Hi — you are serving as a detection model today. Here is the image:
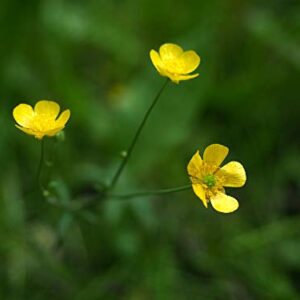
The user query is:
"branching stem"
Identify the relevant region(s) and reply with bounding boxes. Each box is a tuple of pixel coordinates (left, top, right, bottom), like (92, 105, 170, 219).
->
(108, 184, 192, 199)
(108, 78, 170, 190)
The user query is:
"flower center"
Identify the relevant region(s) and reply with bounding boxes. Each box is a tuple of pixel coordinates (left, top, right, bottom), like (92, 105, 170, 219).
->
(203, 174, 216, 188)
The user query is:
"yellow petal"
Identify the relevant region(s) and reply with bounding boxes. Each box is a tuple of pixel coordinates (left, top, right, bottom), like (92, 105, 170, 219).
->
(45, 127, 64, 137)
(187, 150, 203, 179)
(15, 125, 44, 139)
(218, 161, 246, 187)
(203, 144, 229, 168)
(171, 73, 199, 83)
(192, 184, 207, 207)
(178, 51, 200, 73)
(34, 132, 45, 139)
(210, 192, 239, 213)
(56, 109, 71, 127)
(150, 49, 163, 73)
(159, 43, 183, 61)
(34, 100, 60, 119)
(13, 104, 34, 127)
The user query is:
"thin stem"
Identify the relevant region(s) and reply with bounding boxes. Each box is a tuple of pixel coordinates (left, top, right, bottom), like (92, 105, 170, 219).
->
(45, 138, 58, 185)
(109, 78, 170, 190)
(108, 184, 192, 199)
(37, 138, 45, 191)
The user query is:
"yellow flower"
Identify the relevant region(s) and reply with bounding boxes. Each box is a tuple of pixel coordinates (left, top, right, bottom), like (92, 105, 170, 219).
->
(149, 43, 200, 83)
(187, 144, 246, 213)
(13, 100, 70, 139)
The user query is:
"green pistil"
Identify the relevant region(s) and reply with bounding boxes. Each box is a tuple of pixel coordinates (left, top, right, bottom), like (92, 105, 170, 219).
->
(203, 174, 216, 188)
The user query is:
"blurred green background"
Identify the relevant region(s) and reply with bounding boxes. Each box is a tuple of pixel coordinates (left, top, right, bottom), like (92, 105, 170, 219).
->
(1, 0, 300, 299)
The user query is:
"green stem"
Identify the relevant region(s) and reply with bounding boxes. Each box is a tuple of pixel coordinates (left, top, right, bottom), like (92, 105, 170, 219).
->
(108, 78, 170, 190)
(37, 138, 45, 191)
(108, 184, 192, 199)
(45, 138, 58, 185)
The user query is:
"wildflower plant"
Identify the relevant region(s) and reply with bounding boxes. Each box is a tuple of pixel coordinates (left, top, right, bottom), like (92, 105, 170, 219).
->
(12, 42, 246, 215)
(150, 43, 200, 83)
(187, 144, 246, 213)
(13, 100, 70, 139)
(13, 100, 70, 192)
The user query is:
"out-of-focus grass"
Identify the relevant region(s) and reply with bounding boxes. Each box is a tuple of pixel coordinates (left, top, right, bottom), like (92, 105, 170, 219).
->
(0, 0, 300, 299)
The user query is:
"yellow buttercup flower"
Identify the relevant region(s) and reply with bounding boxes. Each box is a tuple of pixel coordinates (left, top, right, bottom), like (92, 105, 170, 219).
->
(13, 100, 70, 139)
(187, 144, 246, 213)
(150, 43, 200, 83)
